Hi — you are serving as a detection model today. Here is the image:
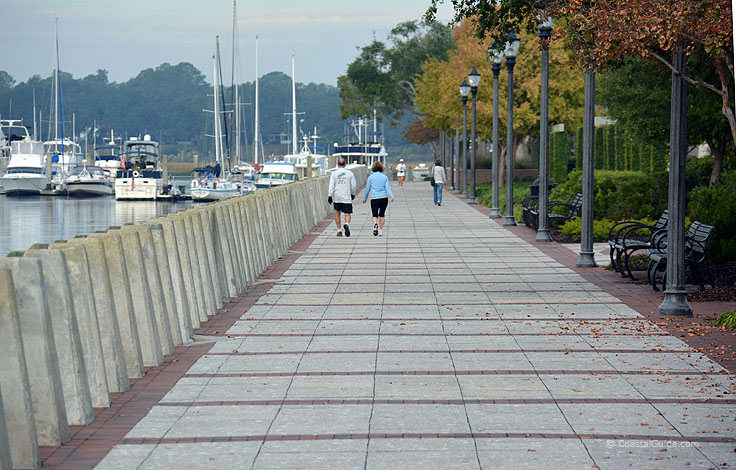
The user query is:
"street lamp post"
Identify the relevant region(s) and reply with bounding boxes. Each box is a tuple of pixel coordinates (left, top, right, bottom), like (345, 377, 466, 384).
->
(503, 33, 520, 226)
(449, 134, 455, 190)
(460, 80, 470, 198)
(535, 17, 554, 241)
(577, 66, 598, 267)
(488, 45, 504, 218)
(468, 68, 481, 204)
(658, 48, 692, 317)
(454, 128, 461, 193)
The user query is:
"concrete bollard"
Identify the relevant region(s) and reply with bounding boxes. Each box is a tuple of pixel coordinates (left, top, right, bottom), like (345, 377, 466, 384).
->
(214, 204, 238, 298)
(224, 202, 247, 291)
(49, 241, 110, 408)
(0, 268, 40, 469)
(176, 213, 208, 323)
(68, 237, 130, 394)
(185, 210, 216, 317)
(170, 215, 202, 330)
(234, 200, 255, 286)
(198, 208, 226, 308)
(232, 200, 249, 288)
(146, 222, 183, 346)
(240, 199, 259, 282)
(127, 225, 174, 356)
(112, 228, 163, 367)
(245, 196, 265, 276)
(87, 232, 145, 379)
(156, 217, 193, 342)
(0, 257, 69, 446)
(0, 389, 13, 470)
(23, 245, 94, 426)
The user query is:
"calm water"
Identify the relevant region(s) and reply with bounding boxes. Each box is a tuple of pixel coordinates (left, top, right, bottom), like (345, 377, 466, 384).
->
(0, 194, 193, 256)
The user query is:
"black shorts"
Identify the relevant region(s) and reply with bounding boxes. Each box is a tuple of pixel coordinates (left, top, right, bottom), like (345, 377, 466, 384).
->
(333, 202, 353, 214)
(370, 197, 389, 217)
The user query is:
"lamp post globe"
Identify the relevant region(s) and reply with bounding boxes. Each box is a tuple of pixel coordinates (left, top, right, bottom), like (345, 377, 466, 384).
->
(460, 80, 470, 198)
(503, 33, 520, 226)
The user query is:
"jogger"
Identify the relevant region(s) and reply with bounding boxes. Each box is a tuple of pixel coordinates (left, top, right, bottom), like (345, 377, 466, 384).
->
(328, 157, 357, 237)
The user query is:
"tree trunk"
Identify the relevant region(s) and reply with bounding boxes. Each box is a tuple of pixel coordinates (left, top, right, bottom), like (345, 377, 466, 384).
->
(716, 63, 736, 156)
(705, 136, 726, 186)
(498, 144, 506, 187)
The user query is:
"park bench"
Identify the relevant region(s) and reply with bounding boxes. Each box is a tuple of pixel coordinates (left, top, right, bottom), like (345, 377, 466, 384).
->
(521, 196, 539, 228)
(607, 210, 669, 279)
(646, 221, 716, 291)
(528, 193, 583, 231)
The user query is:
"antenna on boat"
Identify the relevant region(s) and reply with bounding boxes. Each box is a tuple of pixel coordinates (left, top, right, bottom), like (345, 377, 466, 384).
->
(291, 49, 297, 155)
(32, 90, 37, 140)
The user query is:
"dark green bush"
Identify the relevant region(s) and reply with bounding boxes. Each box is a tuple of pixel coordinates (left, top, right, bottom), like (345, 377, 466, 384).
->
(550, 132, 570, 183)
(686, 157, 714, 190)
(687, 182, 736, 264)
(559, 217, 656, 242)
(551, 170, 668, 221)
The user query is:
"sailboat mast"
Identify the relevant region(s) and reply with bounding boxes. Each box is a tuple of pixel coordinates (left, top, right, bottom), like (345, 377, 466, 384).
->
(291, 50, 297, 155)
(32, 90, 37, 140)
(54, 18, 59, 145)
(213, 42, 222, 168)
(254, 36, 260, 165)
(231, 0, 237, 162)
(216, 37, 230, 169)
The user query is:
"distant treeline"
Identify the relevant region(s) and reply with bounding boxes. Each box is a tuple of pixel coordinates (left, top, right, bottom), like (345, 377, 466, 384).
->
(0, 64, 411, 158)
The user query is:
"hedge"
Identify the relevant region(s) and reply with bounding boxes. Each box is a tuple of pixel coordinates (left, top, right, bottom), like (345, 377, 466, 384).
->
(551, 170, 668, 221)
(687, 182, 736, 264)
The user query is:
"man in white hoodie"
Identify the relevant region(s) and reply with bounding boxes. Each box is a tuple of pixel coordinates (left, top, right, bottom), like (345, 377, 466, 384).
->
(328, 158, 358, 237)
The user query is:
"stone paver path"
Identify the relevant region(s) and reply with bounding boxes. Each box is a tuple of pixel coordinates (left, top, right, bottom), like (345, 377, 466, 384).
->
(94, 183, 734, 469)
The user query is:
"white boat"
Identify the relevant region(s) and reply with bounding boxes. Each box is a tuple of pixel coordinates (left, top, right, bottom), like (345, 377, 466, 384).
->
(282, 132, 329, 180)
(191, 37, 241, 203)
(255, 162, 298, 189)
(114, 135, 163, 200)
(94, 129, 123, 179)
(412, 163, 430, 180)
(65, 165, 113, 197)
(0, 121, 46, 195)
(333, 114, 388, 170)
(44, 138, 83, 185)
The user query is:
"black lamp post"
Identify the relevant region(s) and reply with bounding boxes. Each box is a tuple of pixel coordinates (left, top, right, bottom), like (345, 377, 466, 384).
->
(658, 48, 692, 317)
(468, 67, 481, 204)
(488, 45, 504, 218)
(454, 127, 461, 193)
(460, 80, 470, 198)
(503, 33, 520, 226)
(535, 17, 554, 241)
(576, 65, 598, 268)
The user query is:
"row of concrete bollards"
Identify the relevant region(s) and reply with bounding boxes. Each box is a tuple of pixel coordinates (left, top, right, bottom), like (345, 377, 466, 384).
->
(0, 167, 367, 470)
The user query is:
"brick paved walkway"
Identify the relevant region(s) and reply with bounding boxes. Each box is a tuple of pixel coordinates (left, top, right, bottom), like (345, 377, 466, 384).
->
(50, 183, 735, 469)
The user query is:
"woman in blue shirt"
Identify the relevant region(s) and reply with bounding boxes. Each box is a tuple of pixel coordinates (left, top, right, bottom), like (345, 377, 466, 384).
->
(363, 161, 394, 236)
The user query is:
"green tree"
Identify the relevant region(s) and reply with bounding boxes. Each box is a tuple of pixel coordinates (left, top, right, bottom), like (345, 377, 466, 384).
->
(338, 20, 455, 126)
(599, 53, 733, 185)
(0, 71, 14, 93)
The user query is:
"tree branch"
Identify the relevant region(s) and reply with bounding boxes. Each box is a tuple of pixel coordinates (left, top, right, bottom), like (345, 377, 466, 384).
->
(649, 51, 724, 96)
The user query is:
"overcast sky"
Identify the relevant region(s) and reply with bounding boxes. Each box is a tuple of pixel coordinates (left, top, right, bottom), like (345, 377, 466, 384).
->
(1, 0, 453, 87)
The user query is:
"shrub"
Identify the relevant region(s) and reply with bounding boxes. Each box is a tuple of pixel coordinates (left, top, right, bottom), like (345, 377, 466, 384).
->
(551, 170, 668, 221)
(558, 217, 655, 242)
(686, 157, 714, 190)
(687, 183, 736, 264)
(714, 310, 736, 329)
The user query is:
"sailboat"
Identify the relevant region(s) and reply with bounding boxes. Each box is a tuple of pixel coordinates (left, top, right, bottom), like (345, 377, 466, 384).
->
(44, 18, 83, 188)
(191, 37, 241, 202)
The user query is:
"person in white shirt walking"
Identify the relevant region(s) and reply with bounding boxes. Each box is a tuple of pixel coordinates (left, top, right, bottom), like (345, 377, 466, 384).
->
(395, 159, 407, 187)
(432, 159, 446, 206)
(328, 158, 358, 237)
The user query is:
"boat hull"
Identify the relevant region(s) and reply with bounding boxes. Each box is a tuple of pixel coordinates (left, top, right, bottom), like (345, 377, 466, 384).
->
(67, 181, 113, 197)
(190, 188, 240, 202)
(254, 180, 291, 190)
(115, 177, 162, 200)
(0, 174, 46, 195)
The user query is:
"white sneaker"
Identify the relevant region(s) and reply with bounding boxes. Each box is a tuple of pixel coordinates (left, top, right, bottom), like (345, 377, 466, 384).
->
(336, 230, 343, 237)
(378, 229, 383, 236)
(373, 224, 378, 236)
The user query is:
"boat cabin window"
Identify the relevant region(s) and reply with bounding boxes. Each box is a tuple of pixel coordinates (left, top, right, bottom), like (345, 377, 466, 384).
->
(6, 166, 45, 175)
(260, 172, 296, 181)
(11, 141, 44, 155)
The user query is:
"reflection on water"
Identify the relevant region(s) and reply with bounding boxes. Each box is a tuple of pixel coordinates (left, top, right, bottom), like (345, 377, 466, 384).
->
(0, 195, 193, 256)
